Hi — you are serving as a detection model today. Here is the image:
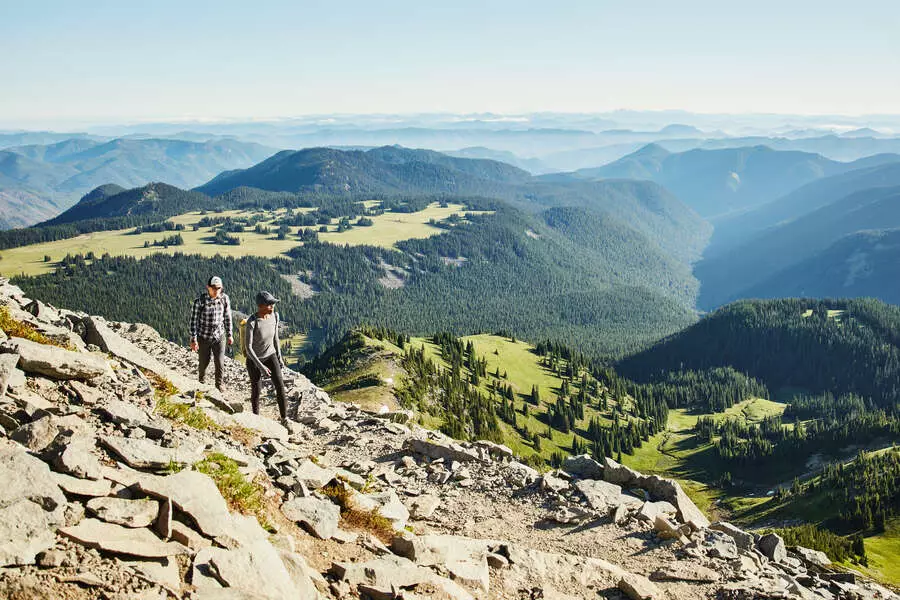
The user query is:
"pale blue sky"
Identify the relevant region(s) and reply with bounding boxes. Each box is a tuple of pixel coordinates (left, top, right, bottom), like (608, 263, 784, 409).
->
(1, 0, 898, 126)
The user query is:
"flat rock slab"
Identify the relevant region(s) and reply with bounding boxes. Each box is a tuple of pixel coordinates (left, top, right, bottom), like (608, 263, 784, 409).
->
(206, 540, 309, 600)
(619, 573, 663, 600)
(52, 472, 114, 497)
(137, 470, 232, 538)
(100, 399, 150, 427)
(86, 497, 159, 528)
(60, 518, 189, 558)
(651, 564, 720, 583)
(100, 435, 203, 470)
(392, 533, 493, 591)
(408, 494, 441, 519)
(575, 479, 624, 512)
(331, 555, 474, 600)
(1, 443, 67, 517)
(229, 411, 289, 440)
(406, 435, 481, 463)
(281, 496, 341, 540)
(3, 337, 111, 380)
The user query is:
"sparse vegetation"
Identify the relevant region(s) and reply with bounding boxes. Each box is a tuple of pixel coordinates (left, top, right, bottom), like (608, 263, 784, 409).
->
(194, 453, 265, 517)
(0, 305, 74, 349)
(322, 481, 395, 543)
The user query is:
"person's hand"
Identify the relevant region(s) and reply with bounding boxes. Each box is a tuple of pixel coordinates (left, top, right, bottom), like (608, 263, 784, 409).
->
(264, 367, 272, 377)
(227, 336, 234, 346)
(190, 340, 198, 352)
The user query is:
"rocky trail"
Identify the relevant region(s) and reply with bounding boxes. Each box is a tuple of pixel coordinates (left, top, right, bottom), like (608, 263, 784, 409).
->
(0, 276, 896, 600)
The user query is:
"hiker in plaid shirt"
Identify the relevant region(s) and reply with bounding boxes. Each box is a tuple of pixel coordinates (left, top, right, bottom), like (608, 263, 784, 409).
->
(189, 276, 233, 391)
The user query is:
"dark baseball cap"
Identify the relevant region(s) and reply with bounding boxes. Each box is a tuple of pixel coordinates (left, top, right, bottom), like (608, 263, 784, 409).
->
(256, 291, 279, 305)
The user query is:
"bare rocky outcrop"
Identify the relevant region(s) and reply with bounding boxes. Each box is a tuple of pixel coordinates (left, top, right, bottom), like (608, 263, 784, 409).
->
(0, 277, 896, 600)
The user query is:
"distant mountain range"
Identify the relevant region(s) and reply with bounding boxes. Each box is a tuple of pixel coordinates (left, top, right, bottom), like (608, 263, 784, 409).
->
(567, 144, 900, 218)
(0, 138, 276, 228)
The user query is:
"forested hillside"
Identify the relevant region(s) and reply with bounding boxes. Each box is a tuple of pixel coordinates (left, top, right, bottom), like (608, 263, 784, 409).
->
(14, 203, 701, 357)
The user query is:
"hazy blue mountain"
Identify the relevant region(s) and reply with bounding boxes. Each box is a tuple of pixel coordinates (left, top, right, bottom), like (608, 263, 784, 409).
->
(0, 132, 104, 149)
(444, 146, 550, 174)
(696, 185, 900, 308)
(0, 138, 277, 228)
(572, 145, 858, 218)
(738, 229, 900, 305)
(707, 160, 900, 257)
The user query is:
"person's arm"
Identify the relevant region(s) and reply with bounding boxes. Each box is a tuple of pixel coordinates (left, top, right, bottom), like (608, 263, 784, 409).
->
(224, 295, 233, 343)
(244, 319, 269, 373)
(274, 312, 283, 364)
(189, 297, 200, 347)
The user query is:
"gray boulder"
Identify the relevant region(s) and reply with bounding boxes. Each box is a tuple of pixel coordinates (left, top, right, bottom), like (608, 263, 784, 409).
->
(330, 555, 474, 600)
(392, 533, 493, 591)
(711, 521, 755, 550)
(55, 438, 104, 480)
(2, 337, 111, 380)
(639, 475, 710, 528)
(575, 479, 624, 512)
(137, 470, 233, 538)
(406, 434, 481, 463)
(0, 352, 20, 396)
(563, 454, 605, 479)
(758, 532, 787, 563)
(603, 456, 642, 486)
(10, 415, 59, 452)
(793, 545, 831, 568)
(700, 529, 739, 560)
(281, 496, 341, 539)
(0, 445, 69, 565)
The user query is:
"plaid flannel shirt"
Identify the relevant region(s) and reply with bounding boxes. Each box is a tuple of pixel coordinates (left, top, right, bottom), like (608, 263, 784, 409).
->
(189, 292, 233, 342)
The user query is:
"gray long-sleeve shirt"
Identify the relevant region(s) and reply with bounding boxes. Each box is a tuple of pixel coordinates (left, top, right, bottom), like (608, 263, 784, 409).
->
(244, 312, 281, 371)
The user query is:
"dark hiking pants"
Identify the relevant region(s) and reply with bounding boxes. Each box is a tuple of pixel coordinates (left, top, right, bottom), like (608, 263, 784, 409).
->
(247, 354, 287, 420)
(198, 336, 226, 389)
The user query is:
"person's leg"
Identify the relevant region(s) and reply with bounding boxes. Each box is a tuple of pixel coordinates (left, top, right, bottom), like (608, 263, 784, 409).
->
(211, 336, 226, 390)
(246, 359, 262, 415)
(264, 355, 288, 420)
(198, 338, 211, 383)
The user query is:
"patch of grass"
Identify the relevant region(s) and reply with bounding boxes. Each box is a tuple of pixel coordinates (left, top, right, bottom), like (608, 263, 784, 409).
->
(857, 519, 900, 587)
(155, 396, 220, 431)
(194, 452, 265, 516)
(141, 368, 179, 396)
(322, 481, 395, 543)
(0, 305, 74, 350)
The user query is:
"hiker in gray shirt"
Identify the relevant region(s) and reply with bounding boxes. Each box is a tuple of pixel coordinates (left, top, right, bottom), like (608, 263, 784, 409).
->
(243, 291, 288, 423)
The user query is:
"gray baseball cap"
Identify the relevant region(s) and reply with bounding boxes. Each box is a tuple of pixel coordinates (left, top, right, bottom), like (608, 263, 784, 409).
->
(256, 291, 279, 305)
(207, 276, 223, 288)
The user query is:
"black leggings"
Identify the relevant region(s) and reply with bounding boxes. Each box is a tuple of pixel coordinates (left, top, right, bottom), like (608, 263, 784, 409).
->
(247, 354, 287, 419)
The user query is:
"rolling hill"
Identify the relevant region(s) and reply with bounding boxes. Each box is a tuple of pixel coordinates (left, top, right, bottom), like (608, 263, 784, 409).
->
(0, 137, 277, 228)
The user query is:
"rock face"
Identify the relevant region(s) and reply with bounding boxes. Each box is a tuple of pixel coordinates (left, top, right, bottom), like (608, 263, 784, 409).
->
(101, 435, 203, 470)
(392, 534, 493, 591)
(1, 337, 111, 380)
(563, 453, 605, 479)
